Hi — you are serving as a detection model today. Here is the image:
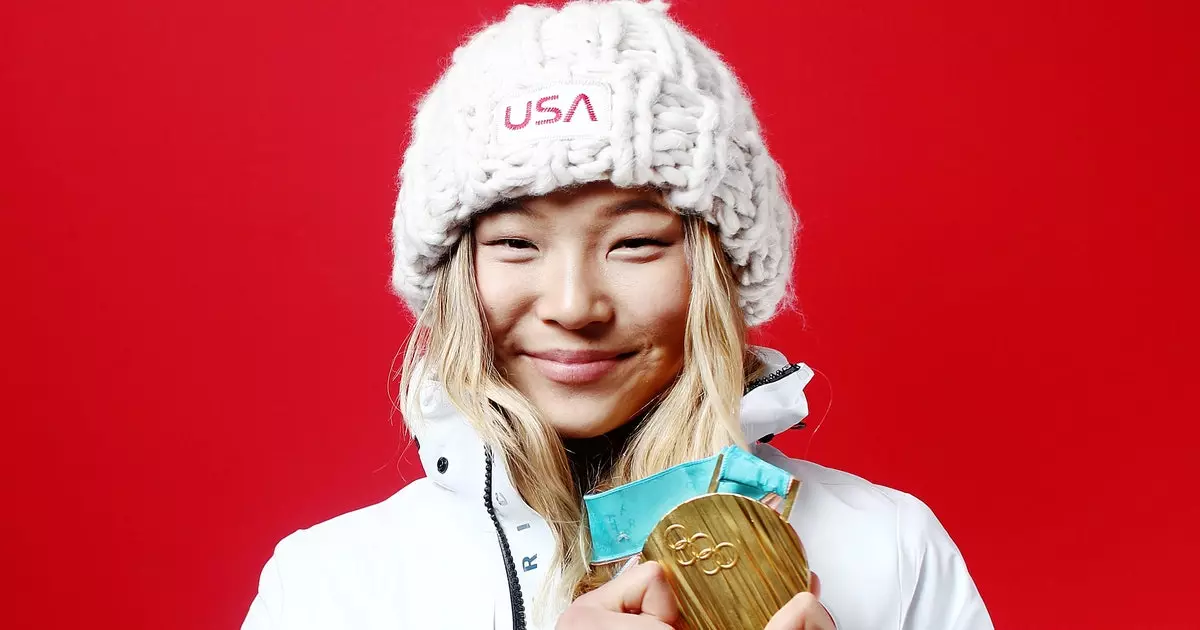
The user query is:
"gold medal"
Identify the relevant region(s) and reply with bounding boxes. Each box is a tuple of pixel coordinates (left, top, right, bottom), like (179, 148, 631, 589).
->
(639, 455, 809, 629)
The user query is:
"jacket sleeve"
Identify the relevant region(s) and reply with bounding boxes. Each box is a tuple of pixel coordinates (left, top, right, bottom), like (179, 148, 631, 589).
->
(898, 494, 993, 630)
(241, 542, 288, 630)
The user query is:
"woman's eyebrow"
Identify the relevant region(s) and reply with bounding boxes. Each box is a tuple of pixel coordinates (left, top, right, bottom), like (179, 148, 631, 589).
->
(607, 198, 672, 215)
(480, 201, 536, 218)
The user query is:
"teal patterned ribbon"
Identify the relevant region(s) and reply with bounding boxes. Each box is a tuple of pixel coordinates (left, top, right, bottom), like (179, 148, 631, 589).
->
(584, 445, 795, 564)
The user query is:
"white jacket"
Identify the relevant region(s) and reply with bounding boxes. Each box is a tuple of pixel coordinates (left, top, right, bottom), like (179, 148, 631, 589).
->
(243, 351, 992, 629)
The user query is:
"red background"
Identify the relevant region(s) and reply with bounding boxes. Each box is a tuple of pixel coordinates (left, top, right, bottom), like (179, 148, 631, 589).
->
(2, 0, 1196, 628)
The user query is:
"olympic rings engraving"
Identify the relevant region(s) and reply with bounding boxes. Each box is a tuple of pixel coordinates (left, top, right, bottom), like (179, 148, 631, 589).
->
(663, 524, 738, 575)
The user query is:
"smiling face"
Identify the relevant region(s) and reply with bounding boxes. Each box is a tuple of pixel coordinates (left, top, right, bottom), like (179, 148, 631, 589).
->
(472, 182, 691, 439)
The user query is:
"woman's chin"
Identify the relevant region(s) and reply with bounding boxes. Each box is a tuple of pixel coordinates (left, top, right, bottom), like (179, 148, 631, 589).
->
(548, 416, 626, 439)
(539, 399, 635, 439)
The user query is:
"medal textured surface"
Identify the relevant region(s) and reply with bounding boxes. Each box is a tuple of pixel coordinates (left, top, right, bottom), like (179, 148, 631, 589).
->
(641, 493, 810, 630)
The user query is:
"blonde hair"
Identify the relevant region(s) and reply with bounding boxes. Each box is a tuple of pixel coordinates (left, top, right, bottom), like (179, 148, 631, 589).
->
(397, 211, 765, 611)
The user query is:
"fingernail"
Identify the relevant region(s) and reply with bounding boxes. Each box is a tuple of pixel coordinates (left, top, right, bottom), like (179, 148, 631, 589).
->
(613, 555, 640, 578)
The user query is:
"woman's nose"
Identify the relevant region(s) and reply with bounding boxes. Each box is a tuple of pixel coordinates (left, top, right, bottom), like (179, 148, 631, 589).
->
(535, 256, 613, 330)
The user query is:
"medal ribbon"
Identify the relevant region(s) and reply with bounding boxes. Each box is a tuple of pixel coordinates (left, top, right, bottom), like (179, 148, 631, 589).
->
(584, 445, 796, 564)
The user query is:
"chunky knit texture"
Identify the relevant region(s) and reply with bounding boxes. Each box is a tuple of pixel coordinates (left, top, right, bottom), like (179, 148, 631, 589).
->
(391, 0, 796, 325)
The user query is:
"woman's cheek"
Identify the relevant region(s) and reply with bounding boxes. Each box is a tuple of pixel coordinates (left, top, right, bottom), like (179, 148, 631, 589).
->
(611, 257, 691, 323)
(475, 260, 528, 326)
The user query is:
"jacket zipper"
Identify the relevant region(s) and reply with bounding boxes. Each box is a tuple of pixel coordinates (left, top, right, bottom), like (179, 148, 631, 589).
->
(745, 363, 808, 442)
(484, 446, 528, 630)
(745, 362, 806, 394)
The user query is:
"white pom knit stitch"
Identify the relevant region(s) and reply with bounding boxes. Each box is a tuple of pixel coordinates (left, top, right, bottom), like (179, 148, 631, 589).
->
(390, 0, 796, 325)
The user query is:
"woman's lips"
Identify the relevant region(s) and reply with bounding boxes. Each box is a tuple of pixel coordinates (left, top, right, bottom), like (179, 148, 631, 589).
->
(524, 350, 630, 385)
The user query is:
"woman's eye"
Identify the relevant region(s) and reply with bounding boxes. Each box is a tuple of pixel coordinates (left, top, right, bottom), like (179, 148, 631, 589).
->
(616, 238, 668, 249)
(490, 238, 535, 250)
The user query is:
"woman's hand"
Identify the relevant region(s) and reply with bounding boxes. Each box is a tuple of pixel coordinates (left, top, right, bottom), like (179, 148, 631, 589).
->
(556, 562, 833, 630)
(764, 573, 836, 630)
(555, 561, 680, 629)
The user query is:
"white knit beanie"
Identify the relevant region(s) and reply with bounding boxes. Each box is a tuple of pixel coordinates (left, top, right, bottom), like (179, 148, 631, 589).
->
(391, 0, 796, 325)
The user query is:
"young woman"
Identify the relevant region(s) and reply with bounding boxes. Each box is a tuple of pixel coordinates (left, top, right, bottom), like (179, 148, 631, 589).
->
(243, 2, 992, 628)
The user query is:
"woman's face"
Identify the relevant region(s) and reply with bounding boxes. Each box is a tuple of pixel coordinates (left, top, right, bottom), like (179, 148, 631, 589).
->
(473, 182, 690, 439)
